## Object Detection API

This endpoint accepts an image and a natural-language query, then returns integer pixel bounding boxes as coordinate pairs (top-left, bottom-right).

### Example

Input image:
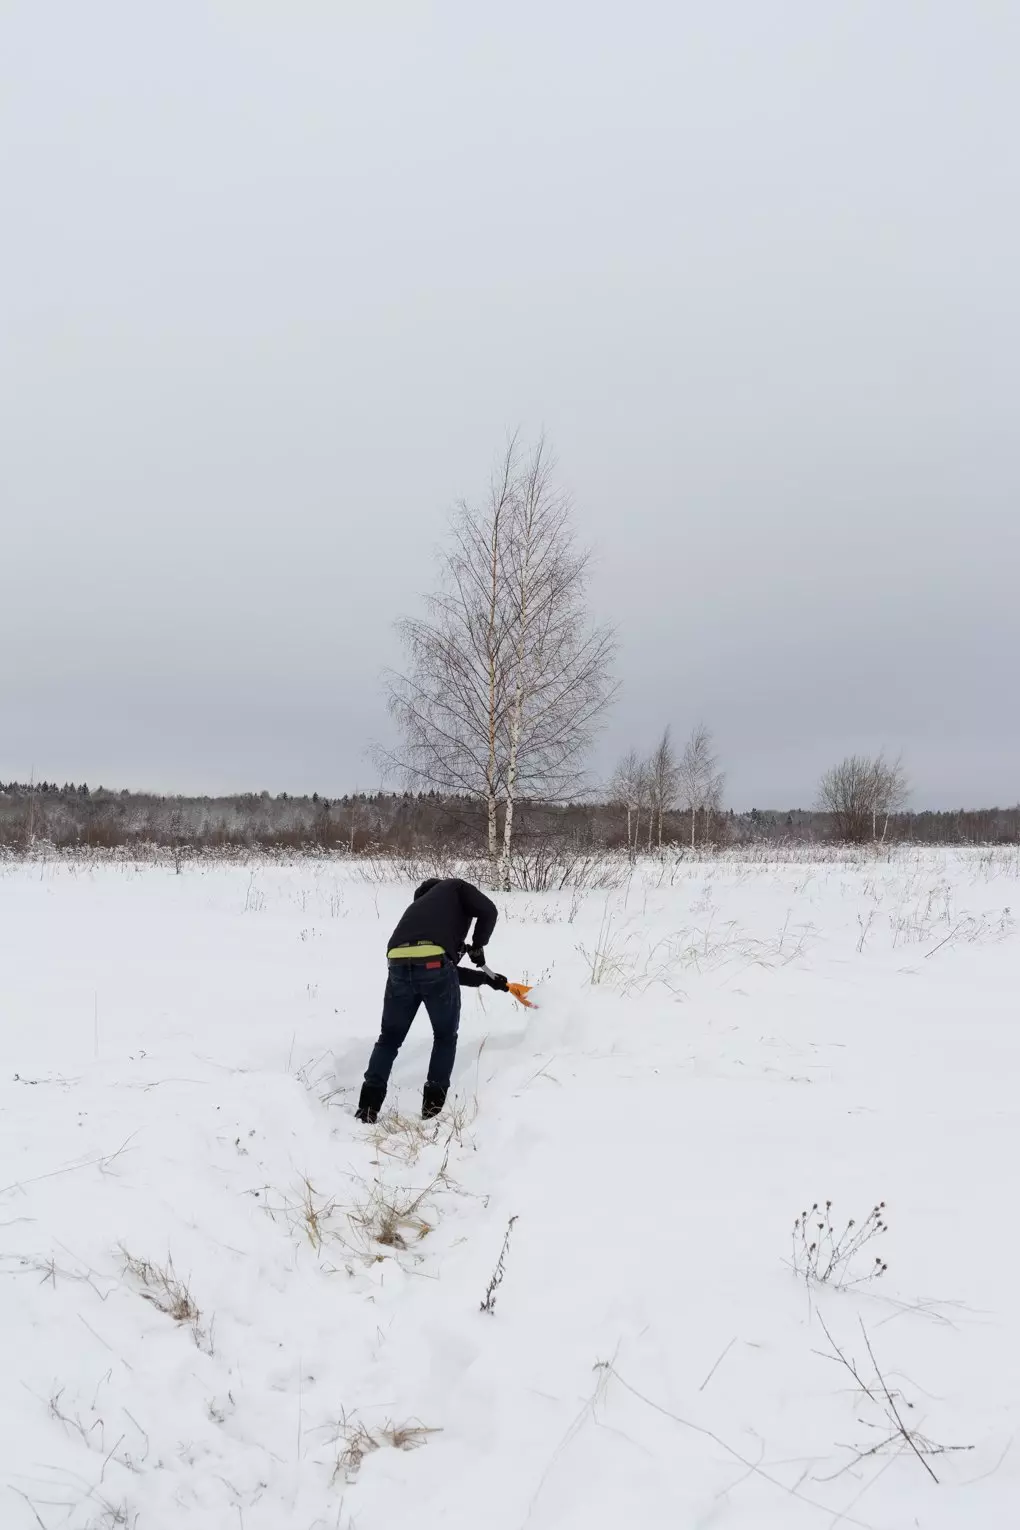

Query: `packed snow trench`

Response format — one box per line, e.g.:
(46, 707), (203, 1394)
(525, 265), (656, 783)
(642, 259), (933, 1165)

(2, 848), (1019, 1529)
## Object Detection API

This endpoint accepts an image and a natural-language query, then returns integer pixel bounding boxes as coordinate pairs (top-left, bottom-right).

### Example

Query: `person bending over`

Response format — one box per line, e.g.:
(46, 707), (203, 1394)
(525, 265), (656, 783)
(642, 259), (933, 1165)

(355, 876), (507, 1123)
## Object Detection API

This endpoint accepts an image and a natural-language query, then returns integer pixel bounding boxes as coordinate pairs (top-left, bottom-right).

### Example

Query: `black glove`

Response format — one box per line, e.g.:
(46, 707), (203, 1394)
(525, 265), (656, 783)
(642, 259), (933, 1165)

(487, 972), (509, 992)
(467, 946), (486, 967)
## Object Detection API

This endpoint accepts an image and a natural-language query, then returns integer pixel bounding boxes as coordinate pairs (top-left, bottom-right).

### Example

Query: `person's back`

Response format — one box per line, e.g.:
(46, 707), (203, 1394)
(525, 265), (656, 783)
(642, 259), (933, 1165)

(386, 877), (497, 959)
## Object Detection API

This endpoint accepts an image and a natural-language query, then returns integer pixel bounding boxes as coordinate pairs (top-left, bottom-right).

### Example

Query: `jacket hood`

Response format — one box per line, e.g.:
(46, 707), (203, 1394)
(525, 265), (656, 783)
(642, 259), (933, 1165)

(413, 877), (441, 900)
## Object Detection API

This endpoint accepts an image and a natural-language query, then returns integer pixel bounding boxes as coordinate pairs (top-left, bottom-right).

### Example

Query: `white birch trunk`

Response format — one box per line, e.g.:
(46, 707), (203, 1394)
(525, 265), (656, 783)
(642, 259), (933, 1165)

(499, 683), (524, 891)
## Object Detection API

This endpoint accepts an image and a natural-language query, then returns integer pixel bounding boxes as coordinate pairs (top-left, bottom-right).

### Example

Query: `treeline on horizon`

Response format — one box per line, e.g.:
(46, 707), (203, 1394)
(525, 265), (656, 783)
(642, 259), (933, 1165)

(1, 781), (1019, 852)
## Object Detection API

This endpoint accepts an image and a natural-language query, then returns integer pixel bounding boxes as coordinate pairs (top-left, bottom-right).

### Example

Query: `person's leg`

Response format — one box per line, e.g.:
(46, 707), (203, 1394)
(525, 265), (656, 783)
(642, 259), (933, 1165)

(419, 961), (462, 1117)
(358, 965), (420, 1120)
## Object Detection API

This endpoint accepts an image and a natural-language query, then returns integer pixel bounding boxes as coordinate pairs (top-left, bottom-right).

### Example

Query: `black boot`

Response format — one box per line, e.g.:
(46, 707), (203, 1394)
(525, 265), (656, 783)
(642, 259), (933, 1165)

(355, 1083), (386, 1124)
(422, 1082), (447, 1120)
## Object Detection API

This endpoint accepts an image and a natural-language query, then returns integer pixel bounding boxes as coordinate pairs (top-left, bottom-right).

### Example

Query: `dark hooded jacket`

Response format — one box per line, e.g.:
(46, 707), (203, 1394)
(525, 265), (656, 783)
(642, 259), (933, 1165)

(386, 878), (498, 986)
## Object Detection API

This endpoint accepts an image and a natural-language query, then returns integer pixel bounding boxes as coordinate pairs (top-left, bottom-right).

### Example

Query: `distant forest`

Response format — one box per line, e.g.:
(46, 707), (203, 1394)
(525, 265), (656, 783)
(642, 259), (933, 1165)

(1, 781), (1018, 853)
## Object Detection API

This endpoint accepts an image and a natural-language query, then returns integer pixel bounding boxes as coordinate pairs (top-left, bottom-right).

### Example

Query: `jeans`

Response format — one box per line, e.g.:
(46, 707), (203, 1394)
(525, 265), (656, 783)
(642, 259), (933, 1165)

(364, 958), (462, 1092)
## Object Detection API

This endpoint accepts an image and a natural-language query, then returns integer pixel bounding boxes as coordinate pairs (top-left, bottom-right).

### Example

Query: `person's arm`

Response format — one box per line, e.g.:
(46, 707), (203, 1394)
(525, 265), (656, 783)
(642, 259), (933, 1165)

(456, 965), (508, 991)
(457, 880), (498, 949)
(456, 966), (487, 987)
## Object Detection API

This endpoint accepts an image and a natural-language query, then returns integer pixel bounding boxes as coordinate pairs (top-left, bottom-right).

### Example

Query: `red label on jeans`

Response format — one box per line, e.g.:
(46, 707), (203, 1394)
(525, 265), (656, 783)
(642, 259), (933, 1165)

(426, 961), (442, 969)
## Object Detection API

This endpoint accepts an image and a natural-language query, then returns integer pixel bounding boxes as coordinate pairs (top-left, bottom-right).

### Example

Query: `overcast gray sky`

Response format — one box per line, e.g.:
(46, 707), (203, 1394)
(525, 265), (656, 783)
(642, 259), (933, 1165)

(2, 1), (1017, 809)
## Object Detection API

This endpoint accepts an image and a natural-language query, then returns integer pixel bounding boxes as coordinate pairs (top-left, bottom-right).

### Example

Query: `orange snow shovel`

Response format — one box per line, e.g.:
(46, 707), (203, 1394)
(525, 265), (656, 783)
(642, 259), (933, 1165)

(483, 965), (537, 1008)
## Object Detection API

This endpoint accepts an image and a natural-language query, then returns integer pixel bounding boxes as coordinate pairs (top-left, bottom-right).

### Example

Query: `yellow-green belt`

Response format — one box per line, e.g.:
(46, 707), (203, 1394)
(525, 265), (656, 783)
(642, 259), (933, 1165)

(387, 942), (445, 959)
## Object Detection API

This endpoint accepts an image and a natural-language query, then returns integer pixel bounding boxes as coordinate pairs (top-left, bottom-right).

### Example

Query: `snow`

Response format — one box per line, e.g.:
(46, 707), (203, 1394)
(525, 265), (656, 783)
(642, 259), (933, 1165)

(1, 847), (1018, 1529)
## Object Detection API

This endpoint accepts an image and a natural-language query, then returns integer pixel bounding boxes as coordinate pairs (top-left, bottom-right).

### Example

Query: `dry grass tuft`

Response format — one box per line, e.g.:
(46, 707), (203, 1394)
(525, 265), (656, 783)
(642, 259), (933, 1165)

(120, 1249), (200, 1325)
(86, 1502), (138, 1530)
(371, 1097), (477, 1164)
(381, 1421), (441, 1451)
(296, 1178), (339, 1251)
(262, 1162), (464, 1266)
(330, 1410), (440, 1483)
(119, 1248), (211, 1351)
(259, 1176), (344, 1253)
(347, 1176), (445, 1252)
(333, 1414), (379, 1480)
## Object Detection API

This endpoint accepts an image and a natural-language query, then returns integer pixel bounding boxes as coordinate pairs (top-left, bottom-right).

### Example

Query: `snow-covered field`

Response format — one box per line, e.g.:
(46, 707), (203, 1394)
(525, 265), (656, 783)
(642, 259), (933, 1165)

(2, 847), (1018, 1529)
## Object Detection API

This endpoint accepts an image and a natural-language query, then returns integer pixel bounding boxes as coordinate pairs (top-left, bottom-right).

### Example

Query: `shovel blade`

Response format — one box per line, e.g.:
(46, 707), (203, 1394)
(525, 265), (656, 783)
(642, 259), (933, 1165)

(507, 982), (536, 1009)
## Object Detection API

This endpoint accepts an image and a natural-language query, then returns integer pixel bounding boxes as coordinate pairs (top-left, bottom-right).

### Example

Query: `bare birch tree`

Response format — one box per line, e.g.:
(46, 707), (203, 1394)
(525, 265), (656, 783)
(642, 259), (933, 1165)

(647, 726), (679, 847)
(609, 747), (645, 850)
(633, 758), (652, 853)
(380, 435), (616, 886)
(617, 753), (653, 854)
(496, 438), (616, 887)
(379, 440), (518, 863)
(871, 752), (909, 841)
(678, 724), (724, 849)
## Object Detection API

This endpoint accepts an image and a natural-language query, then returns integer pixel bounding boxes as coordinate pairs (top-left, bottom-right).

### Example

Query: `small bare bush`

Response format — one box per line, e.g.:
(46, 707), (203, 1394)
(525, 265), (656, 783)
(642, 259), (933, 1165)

(506, 842), (627, 891)
(817, 752), (909, 843)
(791, 1201), (889, 1289)
(356, 851), (486, 887)
(922, 908), (1015, 958)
